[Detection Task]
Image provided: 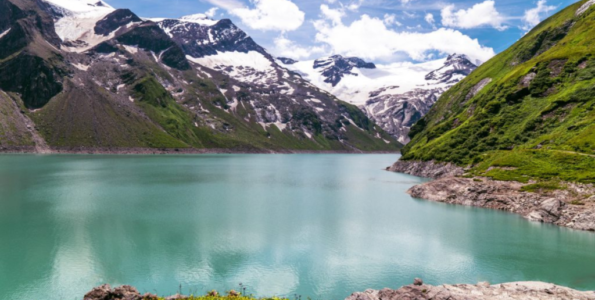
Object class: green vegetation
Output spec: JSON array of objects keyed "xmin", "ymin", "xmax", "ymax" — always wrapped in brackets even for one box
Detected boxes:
[
  {"xmin": 402, "ymin": 0, "xmax": 595, "ymax": 182},
  {"xmin": 521, "ymin": 181, "xmax": 566, "ymax": 193},
  {"xmin": 149, "ymin": 294, "xmax": 288, "ymax": 300}
]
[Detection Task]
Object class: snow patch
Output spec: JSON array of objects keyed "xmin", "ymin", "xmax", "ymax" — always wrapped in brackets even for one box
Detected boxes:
[
  {"xmin": 0, "ymin": 28, "xmax": 10, "ymax": 39},
  {"xmin": 187, "ymin": 51, "xmax": 272, "ymax": 72},
  {"xmin": 44, "ymin": 0, "xmax": 116, "ymax": 51},
  {"xmin": 72, "ymin": 63, "xmax": 90, "ymax": 71},
  {"xmin": 286, "ymin": 58, "xmax": 449, "ymax": 105},
  {"xmin": 274, "ymin": 122, "xmax": 287, "ymax": 131},
  {"xmin": 43, "ymin": 0, "xmax": 114, "ymax": 14},
  {"xmin": 577, "ymin": 0, "xmax": 595, "ymax": 15},
  {"xmin": 180, "ymin": 14, "xmax": 218, "ymax": 26},
  {"xmin": 123, "ymin": 45, "xmax": 138, "ymax": 54}
]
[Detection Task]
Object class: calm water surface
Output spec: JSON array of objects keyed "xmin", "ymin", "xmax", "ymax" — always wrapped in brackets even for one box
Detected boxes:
[{"xmin": 1, "ymin": 154, "xmax": 594, "ymax": 300}]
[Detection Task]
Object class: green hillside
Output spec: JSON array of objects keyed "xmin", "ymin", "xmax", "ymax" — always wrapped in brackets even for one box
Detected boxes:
[{"xmin": 401, "ymin": 0, "xmax": 595, "ymax": 183}]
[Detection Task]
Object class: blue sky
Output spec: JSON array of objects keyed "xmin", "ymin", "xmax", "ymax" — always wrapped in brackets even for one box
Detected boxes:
[{"xmin": 106, "ymin": 0, "xmax": 578, "ymax": 64}]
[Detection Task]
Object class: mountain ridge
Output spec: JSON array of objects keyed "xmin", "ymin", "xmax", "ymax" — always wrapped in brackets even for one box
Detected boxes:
[
  {"xmin": 281, "ymin": 53, "xmax": 477, "ymax": 143},
  {"xmin": 0, "ymin": 0, "xmax": 401, "ymax": 153}
]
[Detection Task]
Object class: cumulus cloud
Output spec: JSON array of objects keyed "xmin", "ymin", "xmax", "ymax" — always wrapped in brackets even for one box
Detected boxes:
[
  {"xmin": 320, "ymin": 4, "xmax": 345, "ymax": 25},
  {"xmin": 425, "ymin": 13, "xmax": 435, "ymax": 27},
  {"xmin": 206, "ymin": 0, "xmax": 305, "ymax": 31},
  {"xmin": 313, "ymin": 13, "xmax": 495, "ymax": 63},
  {"xmin": 522, "ymin": 0, "xmax": 556, "ymax": 30},
  {"xmin": 441, "ymin": 0, "xmax": 507, "ymax": 31},
  {"xmin": 273, "ymin": 35, "xmax": 327, "ymax": 59}
]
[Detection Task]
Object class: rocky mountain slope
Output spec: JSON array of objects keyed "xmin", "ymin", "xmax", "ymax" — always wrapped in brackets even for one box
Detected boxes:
[
  {"xmin": 280, "ymin": 54, "xmax": 477, "ymax": 144},
  {"xmin": 399, "ymin": 0, "xmax": 595, "ymax": 182},
  {"xmin": 0, "ymin": 0, "xmax": 399, "ymax": 153}
]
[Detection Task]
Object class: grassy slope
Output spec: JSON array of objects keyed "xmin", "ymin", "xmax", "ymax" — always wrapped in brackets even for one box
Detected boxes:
[
  {"xmin": 402, "ymin": 0, "xmax": 595, "ymax": 183},
  {"xmin": 0, "ymin": 90, "xmax": 33, "ymax": 147}
]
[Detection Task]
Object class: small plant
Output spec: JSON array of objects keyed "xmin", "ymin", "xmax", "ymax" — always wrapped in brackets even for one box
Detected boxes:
[
  {"xmin": 570, "ymin": 200, "xmax": 585, "ymax": 206},
  {"xmin": 208, "ymin": 290, "xmax": 219, "ymax": 297}
]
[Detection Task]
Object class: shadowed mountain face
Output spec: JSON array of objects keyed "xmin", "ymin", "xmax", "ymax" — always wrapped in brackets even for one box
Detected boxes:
[
  {"xmin": 313, "ymin": 55, "xmax": 377, "ymax": 87},
  {"xmin": 0, "ymin": 0, "xmax": 400, "ymax": 152}
]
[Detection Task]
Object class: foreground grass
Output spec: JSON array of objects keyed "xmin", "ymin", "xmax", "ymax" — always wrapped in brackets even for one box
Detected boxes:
[{"xmin": 151, "ymin": 296, "xmax": 288, "ymax": 300}]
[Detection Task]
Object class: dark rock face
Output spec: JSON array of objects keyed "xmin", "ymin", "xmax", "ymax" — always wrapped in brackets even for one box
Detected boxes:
[
  {"xmin": 94, "ymin": 9, "xmax": 141, "ymax": 36},
  {"xmin": 277, "ymin": 57, "xmax": 297, "ymax": 65},
  {"xmin": 0, "ymin": 52, "xmax": 64, "ymax": 109},
  {"xmin": 313, "ymin": 55, "xmax": 376, "ymax": 87},
  {"xmin": 115, "ymin": 23, "xmax": 190, "ymax": 70},
  {"xmin": 157, "ymin": 18, "xmax": 268, "ymax": 59}
]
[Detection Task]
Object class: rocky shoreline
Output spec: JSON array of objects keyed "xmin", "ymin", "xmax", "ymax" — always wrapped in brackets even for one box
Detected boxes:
[
  {"xmin": 85, "ymin": 280, "xmax": 595, "ymax": 300},
  {"xmin": 346, "ymin": 279, "xmax": 595, "ymax": 300},
  {"xmin": 390, "ymin": 160, "xmax": 595, "ymax": 232}
]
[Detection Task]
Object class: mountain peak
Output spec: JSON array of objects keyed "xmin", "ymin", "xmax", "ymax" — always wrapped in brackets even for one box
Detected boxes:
[
  {"xmin": 179, "ymin": 13, "xmax": 218, "ymax": 26},
  {"xmin": 312, "ymin": 55, "xmax": 376, "ymax": 87},
  {"xmin": 446, "ymin": 53, "xmax": 471, "ymax": 62},
  {"xmin": 425, "ymin": 53, "xmax": 477, "ymax": 83},
  {"xmin": 43, "ymin": 0, "xmax": 113, "ymax": 15}
]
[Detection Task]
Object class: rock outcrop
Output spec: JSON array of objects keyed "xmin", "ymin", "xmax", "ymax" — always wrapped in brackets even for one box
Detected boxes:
[
  {"xmin": 388, "ymin": 160, "xmax": 465, "ymax": 179},
  {"xmin": 407, "ymin": 177, "xmax": 595, "ymax": 232},
  {"xmin": 347, "ymin": 280, "xmax": 595, "ymax": 300},
  {"xmin": 84, "ymin": 284, "xmax": 158, "ymax": 300}
]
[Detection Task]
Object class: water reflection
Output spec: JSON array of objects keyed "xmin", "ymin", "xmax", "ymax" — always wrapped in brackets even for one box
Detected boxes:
[{"xmin": 0, "ymin": 154, "xmax": 594, "ymax": 300}]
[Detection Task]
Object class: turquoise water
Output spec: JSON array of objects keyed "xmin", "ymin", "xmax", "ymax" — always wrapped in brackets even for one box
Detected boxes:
[{"xmin": 0, "ymin": 154, "xmax": 594, "ymax": 300}]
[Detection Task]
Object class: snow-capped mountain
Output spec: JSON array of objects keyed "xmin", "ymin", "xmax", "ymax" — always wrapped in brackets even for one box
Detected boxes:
[
  {"xmin": 150, "ymin": 14, "xmax": 399, "ymax": 147},
  {"xmin": 0, "ymin": 0, "xmax": 399, "ymax": 152},
  {"xmin": 312, "ymin": 55, "xmax": 376, "ymax": 86},
  {"xmin": 280, "ymin": 54, "xmax": 477, "ymax": 144}
]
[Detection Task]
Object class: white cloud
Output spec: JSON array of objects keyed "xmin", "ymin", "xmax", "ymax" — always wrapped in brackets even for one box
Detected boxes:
[
  {"xmin": 205, "ymin": 0, "xmax": 244, "ymax": 11},
  {"xmin": 273, "ymin": 35, "xmax": 327, "ymax": 59},
  {"xmin": 522, "ymin": 0, "xmax": 556, "ymax": 30},
  {"xmin": 347, "ymin": 0, "xmax": 364, "ymax": 11},
  {"xmin": 313, "ymin": 14, "xmax": 495, "ymax": 63},
  {"xmin": 205, "ymin": 7, "xmax": 219, "ymax": 18},
  {"xmin": 425, "ymin": 13, "xmax": 435, "ymax": 27},
  {"xmin": 207, "ymin": 0, "xmax": 305, "ymax": 32},
  {"xmin": 383, "ymin": 13, "xmax": 402, "ymax": 26},
  {"xmin": 320, "ymin": 4, "xmax": 345, "ymax": 25},
  {"xmin": 441, "ymin": 0, "xmax": 507, "ymax": 31}
]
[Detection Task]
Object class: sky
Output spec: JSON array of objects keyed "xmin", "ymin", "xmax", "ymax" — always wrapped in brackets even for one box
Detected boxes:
[{"xmin": 105, "ymin": 0, "xmax": 579, "ymax": 64}]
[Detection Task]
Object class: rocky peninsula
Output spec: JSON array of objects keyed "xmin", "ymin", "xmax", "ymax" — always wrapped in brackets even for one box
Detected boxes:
[{"xmin": 390, "ymin": 160, "xmax": 595, "ymax": 232}]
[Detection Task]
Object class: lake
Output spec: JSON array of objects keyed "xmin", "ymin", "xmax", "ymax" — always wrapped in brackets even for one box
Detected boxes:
[{"xmin": 1, "ymin": 154, "xmax": 594, "ymax": 300}]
